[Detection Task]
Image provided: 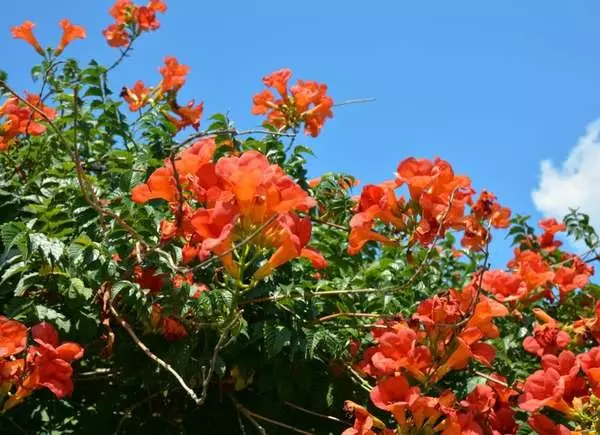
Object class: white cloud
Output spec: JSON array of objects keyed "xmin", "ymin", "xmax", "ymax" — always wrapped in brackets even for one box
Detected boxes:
[{"xmin": 532, "ymin": 119, "xmax": 600, "ymax": 230}]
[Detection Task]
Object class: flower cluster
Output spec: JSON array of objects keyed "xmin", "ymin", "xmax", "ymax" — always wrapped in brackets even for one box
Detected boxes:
[
  {"xmin": 0, "ymin": 317, "xmax": 83, "ymax": 411},
  {"xmin": 348, "ymin": 157, "xmax": 511, "ymax": 255},
  {"xmin": 11, "ymin": 19, "xmax": 86, "ymax": 56},
  {"xmin": 252, "ymin": 68, "xmax": 334, "ymax": 137},
  {"xmin": 103, "ymin": 0, "xmax": 167, "ymax": 48},
  {"xmin": 120, "ymin": 56, "xmax": 203, "ymax": 131},
  {"xmin": 483, "ymin": 219, "xmax": 593, "ymax": 306},
  {"xmin": 344, "ymin": 213, "xmax": 597, "ymax": 433},
  {"xmin": 345, "ymin": 284, "xmax": 514, "ymax": 434},
  {"xmin": 0, "ymin": 94, "xmax": 56, "ymax": 152},
  {"xmin": 131, "ymin": 139, "xmax": 325, "ymax": 281}
]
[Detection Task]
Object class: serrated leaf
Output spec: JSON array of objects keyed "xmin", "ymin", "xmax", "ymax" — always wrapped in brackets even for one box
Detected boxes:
[
  {"xmin": 1, "ymin": 222, "xmax": 28, "ymax": 255},
  {"xmin": 29, "ymin": 233, "xmax": 64, "ymax": 263},
  {"xmin": 14, "ymin": 272, "xmax": 40, "ymax": 296},
  {"xmin": 111, "ymin": 280, "xmax": 137, "ymax": 299},
  {"xmin": 263, "ymin": 324, "xmax": 291, "ymax": 359},
  {"xmin": 34, "ymin": 305, "xmax": 70, "ymax": 332},
  {"xmin": 466, "ymin": 376, "xmax": 486, "ymax": 392},
  {"xmin": 68, "ymin": 278, "xmax": 93, "ymax": 300},
  {"xmin": 1, "ymin": 260, "xmax": 26, "ymax": 284}
]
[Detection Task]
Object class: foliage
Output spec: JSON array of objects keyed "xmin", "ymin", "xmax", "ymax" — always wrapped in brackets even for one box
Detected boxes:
[{"xmin": 0, "ymin": 2, "xmax": 599, "ymax": 434}]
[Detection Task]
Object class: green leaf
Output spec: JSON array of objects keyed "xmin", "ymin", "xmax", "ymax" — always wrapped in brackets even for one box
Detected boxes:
[
  {"xmin": 1, "ymin": 260, "xmax": 26, "ymax": 285},
  {"xmin": 111, "ymin": 280, "xmax": 138, "ymax": 300},
  {"xmin": 67, "ymin": 277, "xmax": 93, "ymax": 300},
  {"xmin": 29, "ymin": 233, "xmax": 64, "ymax": 263},
  {"xmin": 466, "ymin": 375, "xmax": 486, "ymax": 392},
  {"xmin": 1, "ymin": 222, "xmax": 29, "ymax": 255},
  {"xmin": 83, "ymin": 87, "xmax": 104, "ymax": 98},
  {"xmin": 14, "ymin": 272, "xmax": 40, "ymax": 296},
  {"xmin": 34, "ymin": 305, "xmax": 70, "ymax": 332},
  {"xmin": 263, "ymin": 324, "xmax": 291, "ymax": 359}
]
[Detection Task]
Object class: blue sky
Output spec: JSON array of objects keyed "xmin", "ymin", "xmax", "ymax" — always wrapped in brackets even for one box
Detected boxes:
[{"xmin": 3, "ymin": 1, "xmax": 600, "ymax": 266}]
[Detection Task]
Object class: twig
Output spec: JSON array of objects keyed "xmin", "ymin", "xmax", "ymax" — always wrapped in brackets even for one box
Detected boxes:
[
  {"xmin": 246, "ymin": 411, "xmax": 314, "ymax": 435},
  {"xmin": 333, "ymin": 97, "xmax": 376, "ymax": 107},
  {"xmin": 585, "ymin": 255, "xmax": 600, "ymax": 264},
  {"xmin": 198, "ymin": 311, "xmax": 242, "ymax": 405},
  {"xmin": 474, "ymin": 371, "xmax": 509, "ymax": 388},
  {"xmin": 109, "ymin": 305, "xmax": 202, "ymax": 405},
  {"xmin": 232, "ymin": 397, "xmax": 314, "ymax": 435},
  {"xmin": 311, "ymin": 312, "xmax": 382, "ymax": 325},
  {"xmin": 74, "ymin": 367, "xmax": 119, "ymax": 381},
  {"xmin": 346, "ymin": 365, "xmax": 372, "ymax": 393},
  {"xmin": 115, "ymin": 390, "xmax": 166, "ymax": 435},
  {"xmin": 284, "ymin": 127, "xmax": 299, "ymax": 154},
  {"xmin": 230, "ymin": 395, "xmax": 267, "ymax": 435},
  {"xmin": 308, "ymin": 216, "xmax": 348, "ymax": 231},
  {"xmin": 452, "ymin": 222, "xmax": 492, "ymax": 328},
  {"xmin": 107, "ymin": 38, "xmax": 135, "ymax": 72},
  {"xmin": 5, "ymin": 417, "xmax": 26, "ymax": 435},
  {"xmin": 178, "ymin": 128, "xmax": 297, "ymax": 150},
  {"xmin": 284, "ymin": 401, "xmax": 349, "ymax": 425}
]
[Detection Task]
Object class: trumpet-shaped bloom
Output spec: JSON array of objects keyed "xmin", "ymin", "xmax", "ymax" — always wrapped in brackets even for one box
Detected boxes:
[
  {"xmin": 166, "ymin": 99, "xmax": 203, "ymax": 131},
  {"xmin": 11, "ymin": 21, "xmax": 44, "ymax": 55},
  {"xmin": 0, "ymin": 316, "xmax": 27, "ymax": 358},
  {"xmin": 252, "ymin": 69, "xmax": 334, "ymax": 137},
  {"xmin": 103, "ymin": 23, "xmax": 130, "ymax": 47},
  {"xmin": 55, "ymin": 19, "xmax": 86, "ymax": 56},
  {"xmin": 159, "ymin": 57, "xmax": 190, "ymax": 93},
  {"xmin": 122, "ymin": 80, "xmax": 152, "ymax": 111},
  {"xmin": 519, "ymin": 368, "xmax": 573, "ymax": 414},
  {"xmin": 6, "ymin": 322, "xmax": 83, "ymax": 410},
  {"xmin": 523, "ymin": 323, "xmax": 570, "ymax": 357}
]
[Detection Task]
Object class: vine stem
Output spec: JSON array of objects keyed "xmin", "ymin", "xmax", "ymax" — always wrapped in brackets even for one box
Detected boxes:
[
  {"xmin": 284, "ymin": 401, "xmax": 349, "ymax": 425},
  {"xmin": 231, "ymin": 396, "xmax": 313, "ymax": 435},
  {"xmin": 107, "ymin": 37, "xmax": 136, "ymax": 72},
  {"xmin": 0, "ymin": 79, "xmax": 149, "ymax": 247},
  {"xmin": 473, "ymin": 371, "xmax": 510, "ymax": 389},
  {"xmin": 109, "ymin": 305, "xmax": 202, "ymax": 405},
  {"xmin": 198, "ymin": 310, "xmax": 242, "ymax": 405},
  {"xmin": 312, "ymin": 312, "xmax": 382, "ymax": 324}
]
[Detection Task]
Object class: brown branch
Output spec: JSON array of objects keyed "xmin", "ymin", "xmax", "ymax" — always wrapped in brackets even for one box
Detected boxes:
[
  {"xmin": 284, "ymin": 401, "xmax": 349, "ymax": 426},
  {"xmin": 453, "ymin": 222, "xmax": 493, "ymax": 329},
  {"xmin": 198, "ymin": 311, "xmax": 242, "ymax": 405},
  {"xmin": 232, "ymin": 397, "xmax": 314, "ymax": 435},
  {"xmin": 230, "ymin": 395, "xmax": 267, "ymax": 435},
  {"xmin": 109, "ymin": 305, "xmax": 202, "ymax": 405},
  {"xmin": 309, "ymin": 216, "xmax": 348, "ymax": 231}
]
